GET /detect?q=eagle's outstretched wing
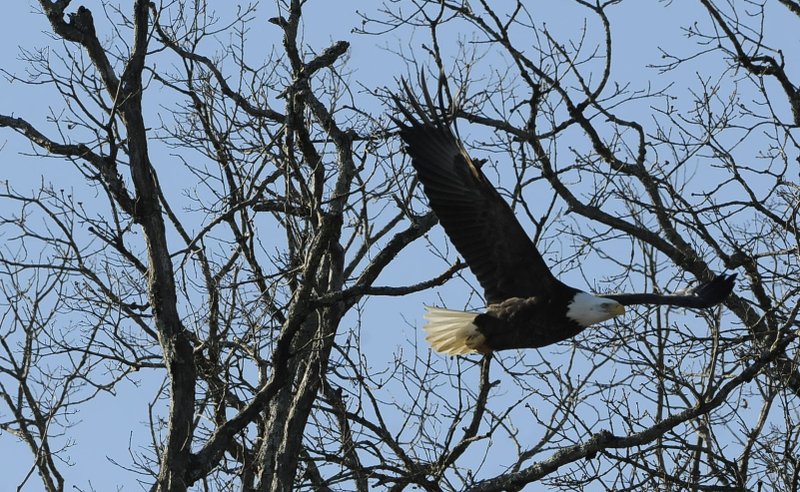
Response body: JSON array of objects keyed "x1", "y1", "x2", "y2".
[
  {"x1": 394, "y1": 83, "x2": 565, "y2": 305},
  {"x1": 605, "y1": 273, "x2": 737, "y2": 308},
  {"x1": 395, "y1": 81, "x2": 736, "y2": 313}
]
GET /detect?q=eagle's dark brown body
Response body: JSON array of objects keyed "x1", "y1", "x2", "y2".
[{"x1": 475, "y1": 297, "x2": 585, "y2": 351}]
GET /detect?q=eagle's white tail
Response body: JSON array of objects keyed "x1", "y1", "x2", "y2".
[{"x1": 423, "y1": 306, "x2": 486, "y2": 355}]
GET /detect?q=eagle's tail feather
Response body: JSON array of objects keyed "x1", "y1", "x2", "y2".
[{"x1": 423, "y1": 306, "x2": 487, "y2": 355}]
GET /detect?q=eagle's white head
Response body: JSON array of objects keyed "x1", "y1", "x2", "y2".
[{"x1": 566, "y1": 292, "x2": 625, "y2": 327}]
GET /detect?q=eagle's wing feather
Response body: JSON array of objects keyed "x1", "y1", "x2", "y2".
[
  {"x1": 605, "y1": 273, "x2": 736, "y2": 308},
  {"x1": 394, "y1": 82, "x2": 736, "y2": 313},
  {"x1": 395, "y1": 91, "x2": 562, "y2": 304}
]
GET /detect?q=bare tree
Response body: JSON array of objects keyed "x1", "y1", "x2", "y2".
[{"x1": 0, "y1": 1, "x2": 797, "y2": 491}]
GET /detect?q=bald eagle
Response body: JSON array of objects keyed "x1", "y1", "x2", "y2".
[{"x1": 394, "y1": 87, "x2": 736, "y2": 355}]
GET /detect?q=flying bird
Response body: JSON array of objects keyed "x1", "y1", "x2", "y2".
[{"x1": 394, "y1": 84, "x2": 736, "y2": 355}]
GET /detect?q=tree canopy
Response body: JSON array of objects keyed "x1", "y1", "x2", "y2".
[{"x1": 0, "y1": 1, "x2": 798, "y2": 491}]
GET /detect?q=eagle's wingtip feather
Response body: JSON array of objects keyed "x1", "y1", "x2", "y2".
[{"x1": 691, "y1": 272, "x2": 737, "y2": 307}]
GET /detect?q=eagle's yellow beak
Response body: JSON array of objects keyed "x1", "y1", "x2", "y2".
[{"x1": 609, "y1": 303, "x2": 625, "y2": 316}]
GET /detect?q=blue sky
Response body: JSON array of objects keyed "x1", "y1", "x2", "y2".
[{"x1": 0, "y1": 1, "x2": 791, "y2": 490}]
